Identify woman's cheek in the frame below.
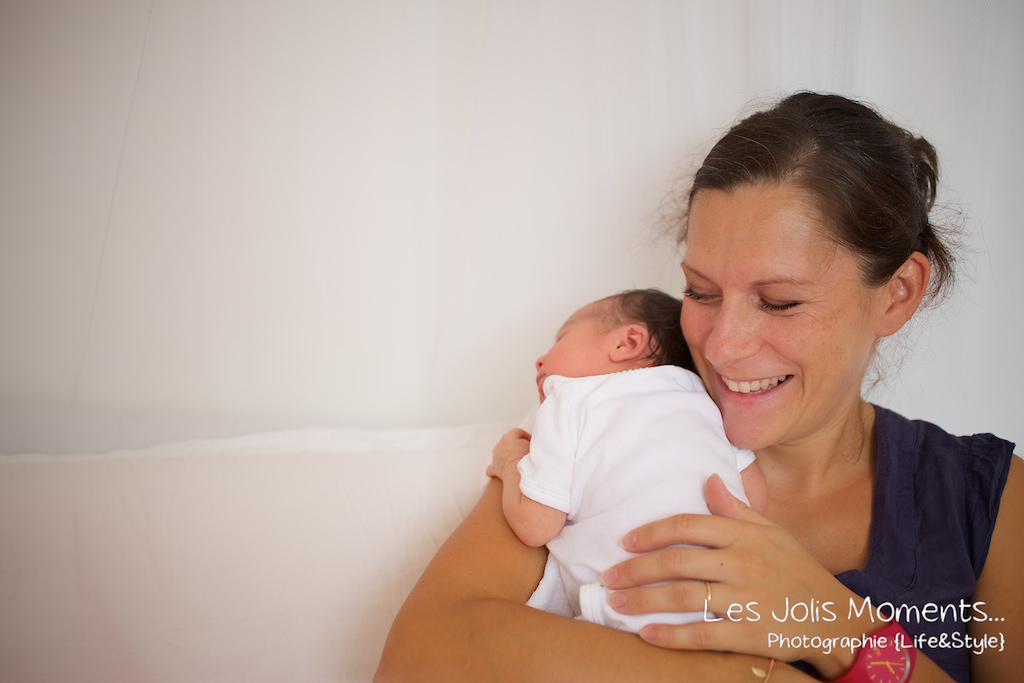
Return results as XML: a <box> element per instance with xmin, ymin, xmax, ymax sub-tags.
<box><xmin>681</xmin><ymin>307</ymin><xmax>713</xmax><ymax>374</ymax></box>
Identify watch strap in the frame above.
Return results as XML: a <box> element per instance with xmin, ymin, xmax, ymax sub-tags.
<box><xmin>826</xmin><ymin>620</ymin><xmax>916</xmax><ymax>683</ymax></box>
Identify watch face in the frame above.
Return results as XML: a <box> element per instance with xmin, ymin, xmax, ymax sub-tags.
<box><xmin>865</xmin><ymin>644</ymin><xmax>912</xmax><ymax>683</ymax></box>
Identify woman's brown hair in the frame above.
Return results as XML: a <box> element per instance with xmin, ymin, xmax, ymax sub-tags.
<box><xmin>680</xmin><ymin>92</ymin><xmax>957</xmax><ymax>301</ymax></box>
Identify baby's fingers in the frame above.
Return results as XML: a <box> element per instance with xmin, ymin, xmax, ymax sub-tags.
<box><xmin>502</xmin><ymin>427</ymin><xmax>531</xmax><ymax>442</ymax></box>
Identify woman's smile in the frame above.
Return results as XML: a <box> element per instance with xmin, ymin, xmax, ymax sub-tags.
<box><xmin>720</xmin><ymin>374</ymin><xmax>791</xmax><ymax>395</ymax></box>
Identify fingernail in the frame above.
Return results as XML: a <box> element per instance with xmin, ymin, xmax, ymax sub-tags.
<box><xmin>608</xmin><ymin>591</ymin><xmax>626</xmax><ymax>609</ymax></box>
<box><xmin>602</xmin><ymin>567</ymin><xmax>618</xmax><ymax>585</ymax></box>
<box><xmin>620</xmin><ymin>532</ymin><xmax>637</xmax><ymax>550</ymax></box>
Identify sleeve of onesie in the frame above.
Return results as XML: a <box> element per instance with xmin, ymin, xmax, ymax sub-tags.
<box><xmin>735</xmin><ymin>447</ymin><xmax>757</xmax><ymax>471</ymax></box>
<box><xmin>516</xmin><ymin>376</ymin><xmax>580</xmax><ymax>514</ymax></box>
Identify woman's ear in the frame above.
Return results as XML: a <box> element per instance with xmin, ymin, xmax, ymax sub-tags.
<box><xmin>876</xmin><ymin>252</ymin><xmax>931</xmax><ymax>337</ymax></box>
<box><xmin>609</xmin><ymin>324</ymin><xmax>651</xmax><ymax>363</ymax></box>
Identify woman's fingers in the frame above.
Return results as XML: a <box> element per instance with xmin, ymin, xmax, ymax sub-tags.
<box><xmin>604</xmin><ymin>543</ymin><xmax>720</xmax><ymax>590</ymax></box>
<box><xmin>618</xmin><ymin>512</ymin><xmax>736</xmax><ymax>557</ymax></box>
<box><xmin>600</xmin><ymin>482</ymin><xmax>786</xmax><ymax>623</ymax></box>
<box><xmin>704</xmin><ymin>473</ymin><xmax>766</xmax><ymax>523</ymax></box>
<box><xmin>606</xmin><ymin>575</ymin><xmax>723</xmax><ymax>616</ymax></box>
<box><xmin>637</xmin><ymin>619</ymin><xmax>734</xmax><ymax>651</ymax></box>
<box><xmin>615</xmin><ymin>475</ymin><xmax>770</xmax><ymax>556</ymax></box>
<box><xmin>605</xmin><ymin>474</ymin><xmax>778</xmax><ymax>589</ymax></box>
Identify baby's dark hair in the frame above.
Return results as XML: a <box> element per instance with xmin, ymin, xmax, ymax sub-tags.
<box><xmin>603</xmin><ymin>288</ymin><xmax>695</xmax><ymax>371</ymax></box>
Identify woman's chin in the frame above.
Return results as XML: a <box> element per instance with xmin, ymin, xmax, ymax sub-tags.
<box><xmin>721</xmin><ymin>423</ymin><xmax>773</xmax><ymax>452</ymax></box>
<box><xmin>714</xmin><ymin>376</ymin><xmax>794</xmax><ymax>450</ymax></box>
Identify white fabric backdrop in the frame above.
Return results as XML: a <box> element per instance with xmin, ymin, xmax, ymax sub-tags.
<box><xmin>1</xmin><ymin>0</ymin><xmax>1022</xmax><ymax>449</ymax></box>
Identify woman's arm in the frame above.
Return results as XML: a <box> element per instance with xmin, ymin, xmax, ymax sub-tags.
<box><xmin>374</xmin><ymin>479</ymin><xmax>812</xmax><ymax>683</ymax></box>
<box><xmin>969</xmin><ymin>455</ymin><xmax>1024</xmax><ymax>682</ymax></box>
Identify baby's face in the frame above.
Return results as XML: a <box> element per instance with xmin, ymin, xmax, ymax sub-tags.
<box><xmin>535</xmin><ymin>301</ymin><xmax>621</xmax><ymax>401</ymax></box>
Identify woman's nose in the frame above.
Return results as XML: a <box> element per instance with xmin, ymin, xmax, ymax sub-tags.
<box><xmin>702</xmin><ymin>301</ymin><xmax>761</xmax><ymax>367</ymax></box>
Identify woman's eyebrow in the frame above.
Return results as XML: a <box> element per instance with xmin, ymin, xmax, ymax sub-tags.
<box><xmin>682</xmin><ymin>261</ymin><xmax>813</xmax><ymax>288</ymax></box>
<box><xmin>752</xmin><ymin>276</ymin><xmax>814</xmax><ymax>287</ymax></box>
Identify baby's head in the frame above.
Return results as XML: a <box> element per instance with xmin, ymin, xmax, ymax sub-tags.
<box><xmin>535</xmin><ymin>289</ymin><xmax>694</xmax><ymax>401</ymax></box>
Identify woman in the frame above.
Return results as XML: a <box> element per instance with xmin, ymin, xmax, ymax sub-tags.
<box><xmin>375</xmin><ymin>93</ymin><xmax>1022</xmax><ymax>682</ymax></box>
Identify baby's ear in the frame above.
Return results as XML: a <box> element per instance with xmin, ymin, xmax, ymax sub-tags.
<box><xmin>609</xmin><ymin>324</ymin><xmax>651</xmax><ymax>363</ymax></box>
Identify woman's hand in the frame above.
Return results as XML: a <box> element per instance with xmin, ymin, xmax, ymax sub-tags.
<box><xmin>486</xmin><ymin>428</ymin><xmax>532</xmax><ymax>480</ymax></box>
<box><xmin>600</xmin><ymin>475</ymin><xmax>883</xmax><ymax>679</ymax></box>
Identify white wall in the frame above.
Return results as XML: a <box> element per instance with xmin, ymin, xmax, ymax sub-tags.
<box><xmin>1</xmin><ymin>0</ymin><xmax>1021</xmax><ymax>449</ymax></box>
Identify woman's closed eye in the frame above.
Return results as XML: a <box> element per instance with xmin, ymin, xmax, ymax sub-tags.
<box><xmin>759</xmin><ymin>298</ymin><xmax>801</xmax><ymax>313</ymax></box>
<box><xmin>683</xmin><ymin>287</ymin><xmax>717</xmax><ymax>303</ymax></box>
<box><xmin>685</xmin><ymin>287</ymin><xmax>801</xmax><ymax>314</ymax></box>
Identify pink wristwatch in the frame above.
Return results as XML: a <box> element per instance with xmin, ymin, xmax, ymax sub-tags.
<box><xmin>827</xmin><ymin>620</ymin><xmax>916</xmax><ymax>683</ymax></box>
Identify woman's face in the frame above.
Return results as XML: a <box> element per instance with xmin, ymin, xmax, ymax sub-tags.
<box><xmin>681</xmin><ymin>183</ymin><xmax>891</xmax><ymax>452</ymax></box>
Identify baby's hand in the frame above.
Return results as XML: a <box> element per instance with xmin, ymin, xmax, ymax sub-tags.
<box><xmin>485</xmin><ymin>428</ymin><xmax>532</xmax><ymax>480</ymax></box>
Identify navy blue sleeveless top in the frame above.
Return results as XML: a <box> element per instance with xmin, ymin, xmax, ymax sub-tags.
<box><xmin>800</xmin><ymin>406</ymin><xmax>1014</xmax><ymax>682</ymax></box>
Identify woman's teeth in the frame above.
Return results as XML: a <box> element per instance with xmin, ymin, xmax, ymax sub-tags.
<box><xmin>724</xmin><ymin>376</ymin><xmax>788</xmax><ymax>394</ymax></box>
